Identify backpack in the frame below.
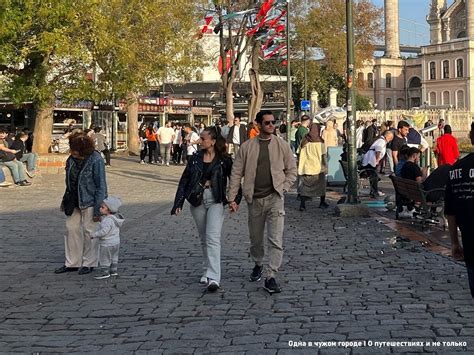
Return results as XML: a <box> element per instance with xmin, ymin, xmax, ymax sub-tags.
<box><xmin>358</xmin><ymin>135</ymin><xmax>380</xmax><ymax>154</ymax></box>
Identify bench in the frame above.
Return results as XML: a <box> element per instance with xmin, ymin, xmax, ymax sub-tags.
<box><xmin>389</xmin><ymin>175</ymin><xmax>445</xmax><ymax>231</ymax></box>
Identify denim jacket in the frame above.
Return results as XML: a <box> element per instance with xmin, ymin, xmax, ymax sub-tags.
<box><xmin>65</xmin><ymin>151</ymin><xmax>107</xmax><ymax>216</ymax></box>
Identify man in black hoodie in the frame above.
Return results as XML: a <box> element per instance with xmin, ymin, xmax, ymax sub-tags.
<box><xmin>11</xmin><ymin>132</ymin><xmax>38</xmax><ymax>178</ymax></box>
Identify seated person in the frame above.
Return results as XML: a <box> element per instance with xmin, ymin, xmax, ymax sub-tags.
<box><xmin>0</xmin><ymin>128</ymin><xmax>31</xmax><ymax>186</ymax></box>
<box><xmin>397</xmin><ymin>147</ymin><xmax>427</xmax><ymax>217</ymax></box>
<box><xmin>395</xmin><ymin>145</ymin><xmax>410</xmax><ymax>177</ymax></box>
<box><xmin>422</xmin><ymin>164</ymin><xmax>451</xmax><ymax>202</ymax></box>
<box><xmin>400</xmin><ymin>147</ymin><xmax>428</xmax><ymax>183</ymax></box>
<box><xmin>11</xmin><ymin>132</ymin><xmax>38</xmax><ymax>178</ymax></box>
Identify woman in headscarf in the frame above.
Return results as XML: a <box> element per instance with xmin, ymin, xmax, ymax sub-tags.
<box><xmin>298</xmin><ymin>123</ymin><xmax>329</xmax><ymax>211</ymax></box>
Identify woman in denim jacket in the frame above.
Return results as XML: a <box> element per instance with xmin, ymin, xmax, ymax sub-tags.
<box><xmin>171</xmin><ymin>126</ymin><xmax>240</xmax><ymax>292</ymax></box>
<box><xmin>55</xmin><ymin>133</ymin><xmax>108</xmax><ymax>275</ymax></box>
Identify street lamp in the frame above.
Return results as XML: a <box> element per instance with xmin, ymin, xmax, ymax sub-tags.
<box><xmin>346</xmin><ymin>0</ymin><xmax>358</xmax><ymax>203</ymax></box>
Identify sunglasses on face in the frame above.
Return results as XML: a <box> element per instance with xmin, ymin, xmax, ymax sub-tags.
<box><xmin>263</xmin><ymin>120</ymin><xmax>276</xmax><ymax>126</ymax></box>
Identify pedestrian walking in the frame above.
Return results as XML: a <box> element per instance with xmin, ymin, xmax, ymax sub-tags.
<box><xmin>171</xmin><ymin>127</ymin><xmax>239</xmax><ymax>292</ymax></box>
<box><xmin>226</xmin><ymin>116</ymin><xmax>247</xmax><ymax>157</ymax></box>
<box><xmin>139</xmin><ymin>122</ymin><xmax>148</xmax><ymax>164</ymax></box>
<box><xmin>55</xmin><ymin>133</ymin><xmax>107</xmax><ymax>275</ymax></box>
<box><xmin>183</xmin><ymin>123</ymin><xmax>200</xmax><ymax>162</ymax></box>
<box><xmin>434</xmin><ymin>124</ymin><xmax>460</xmax><ymax>166</ymax></box>
<box><xmin>446</xmin><ymin>122</ymin><xmax>474</xmax><ymax>297</ymax></box>
<box><xmin>227</xmin><ymin>110</ymin><xmax>297</xmax><ymax>294</ymax></box>
<box><xmin>157</xmin><ymin>121</ymin><xmax>175</xmax><ymax>166</ymax></box>
<box><xmin>298</xmin><ymin>123</ymin><xmax>329</xmax><ymax>211</ymax></box>
<box><xmin>92</xmin><ymin>196</ymin><xmax>124</xmax><ymax>280</ymax></box>
<box><xmin>145</xmin><ymin>123</ymin><xmax>158</xmax><ymax>164</ymax></box>
<box><xmin>172</xmin><ymin>122</ymin><xmax>183</xmax><ymax>165</ymax></box>
<box><xmin>92</xmin><ymin>126</ymin><xmax>111</xmax><ymax>166</ymax></box>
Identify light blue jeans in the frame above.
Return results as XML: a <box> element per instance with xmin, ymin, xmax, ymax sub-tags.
<box><xmin>20</xmin><ymin>152</ymin><xmax>38</xmax><ymax>172</ymax></box>
<box><xmin>0</xmin><ymin>167</ymin><xmax>5</xmax><ymax>182</ymax></box>
<box><xmin>3</xmin><ymin>160</ymin><xmax>26</xmax><ymax>183</ymax></box>
<box><xmin>190</xmin><ymin>188</ymin><xmax>225</xmax><ymax>283</ymax></box>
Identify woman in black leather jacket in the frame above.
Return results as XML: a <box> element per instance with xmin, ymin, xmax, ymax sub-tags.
<box><xmin>171</xmin><ymin>126</ymin><xmax>240</xmax><ymax>292</ymax></box>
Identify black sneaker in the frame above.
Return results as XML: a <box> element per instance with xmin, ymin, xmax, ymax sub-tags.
<box><xmin>54</xmin><ymin>265</ymin><xmax>79</xmax><ymax>274</ymax></box>
<box><xmin>16</xmin><ymin>180</ymin><xmax>32</xmax><ymax>186</ymax></box>
<box><xmin>78</xmin><ymin>267</ymin><xmax>94</xmax><ymax>275</ymax></box>
<box><xmin>264</xmin><ymin>277</ymin><xmax>281</xmax><ymax>294</ymax></box>
<box><xmin>249</xmin><ymin>264</ymin><xmax>263</xmax><ymax>282</ymax></box>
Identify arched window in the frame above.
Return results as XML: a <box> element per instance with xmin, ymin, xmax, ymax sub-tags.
<box><xmin>456</xmin><ymin>58</ymin><xmax>464</xmax><ymax>78</ymax></box>
<box><xmin>385</xmin><ymin>98</ymin><xmax>392</xmax><ymax>109</ymax></box>
<box><xmin>367</xmin><ymin>73</ymin><xmax>374</xmax><ymax>88</ymax></box>
<box><xmin>386</xmin><ymin>73</ymin><xmax>392</xmax><ymax>88</ymax></box>
<box><xmin>429</xmin><ymin>62</ymin><xmax>436</xmax><ymax>80</ymax></box>
<box><xmin>442</xmin><ymin>91</ymin><xmax>450</xmax><ymax>105</ymax></box>
<box><xmin>456</xmin><ymin>90</ymin><xmax>465</xmax><ymax>109</ymax></box>
<box><xmin>442</xmin><ymin>60</ymin><xmax>449</xmax><ymax>79</ymax></box>
<box><xmin>396</xmin><ymin>98</ymin><xmax>405</xmax><ymax>109</ymax></box>
<box><xmin>429</xmin><ymin>92</ymin><xmax>436</xmax><ymax>106</ymax></box>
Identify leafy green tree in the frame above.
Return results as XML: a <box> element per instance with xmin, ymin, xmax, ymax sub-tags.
<box><xmin>82</xmin><ymin>0</ymin><xmax>205</xmax><ymax>154</ymax></box>
<box><xmin>292</xmin><ymin>0</ymin><xmax>383</xmax><ymax>107</ymax></box>
<box><xmin>0</xmin><ymin>0</ymin><xmax>95</xmax><ymax>153</ymax></box>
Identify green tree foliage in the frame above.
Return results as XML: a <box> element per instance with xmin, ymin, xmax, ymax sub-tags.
<box><xmin>82</xmin><ymin>0</ymin><xmax>205</xmax><ymax>153</ymax></box>
<box><xmin>292</xmin><ymin>0</ymin><xmax>383</xmax><ymax>107</ymax></box>
<box><xmin>0</xmin><ymin>0</ymin><xmax>95</xmax><ymax>152</ymax></box>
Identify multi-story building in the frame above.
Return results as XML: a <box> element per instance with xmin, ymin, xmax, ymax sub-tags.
<box><xmin>358</xmin><ymin>0</ymin><xmax>474</xmax><ymax>112</ymax></box>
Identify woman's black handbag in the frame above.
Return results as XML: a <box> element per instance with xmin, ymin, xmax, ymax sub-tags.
<box><xmin>61</xmin><ymin>190</ymin><xmax>76</xmax><ymax>216</ymax></box>
<box><xmin>187</xmin><ymin>183</ymin><xmax>205</xmax><ymax>207</ymax></box>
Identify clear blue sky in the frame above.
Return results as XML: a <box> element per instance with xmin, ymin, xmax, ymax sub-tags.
<box><xmin>370</xmin><ymin>0</ymin><xmax>455</xmax><ymax>46</ymax></box>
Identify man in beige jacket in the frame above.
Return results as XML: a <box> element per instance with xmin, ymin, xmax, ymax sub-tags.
<box><xmin>228</xmin><ymin>110</ymin><xmax>297</xmax><ymax>294</ymax></box>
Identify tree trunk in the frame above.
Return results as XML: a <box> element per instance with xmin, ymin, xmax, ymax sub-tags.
<box><xmin>126</xmin><ymin>94</ymin><xmax>140</xmax><ymax>156</ymax></box>
<box><xmin>225</xmin><ymin>79</ymin><xmax>235</xmax><ymax>124</ymax></box>
<box><xmin>248</xmin><ymin>40</ymin><xmax>263</xmax><ymax>122</ymax></box>
<box><xmin>32</xmin><ymin>105</ymin><xmax>54</xmax><ymax>154</ymax></box>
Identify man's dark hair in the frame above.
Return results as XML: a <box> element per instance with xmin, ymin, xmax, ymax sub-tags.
<box><xmin>471</xmin><ymin>122</ymin><xmax>474</xmax><ymax>131</ymax></box>
<box><xmin>407</xmin><ymin>147</ymin><xmax>421</xmax><ymax>158</ymax></box>
<box><xmin>397</xmin><ymin>120</ymin><xmax>410</xmax><ymax>129</ymax></box>
<box><xmin>93</xmin><ymin>126</ymin><xmax>102</xmax><ymax>133</ymax></box>
<box><xmin>0</xmin><ymin>127</ymin><xmax>8</xmax><ymax>134</ymax></box>
<box><xmin>255</xmin><ymin>110</ymin><xmax>273</xmax><ymax>124</ymax></box>
<box><xmin>300</xmin><ymin>115</ymin><xmax>311</xmax><ymax>122</ymax></box>
<box><xmin>444</xmin><ymin>124</ymin><xmax>452</xmax><ymax>134</ymax></box>
<box><xmin>372</xmin><ymin>119</ymin><xmax>377</xmax><ymax>124</ymax></box>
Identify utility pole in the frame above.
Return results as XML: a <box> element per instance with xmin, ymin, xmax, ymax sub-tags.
<box><xmin>346</xmin><ymin>0</ymin><xmax>358</xmax><ymax>203</ymax></box>
<box><xmin>303</xmin><ymin>42</ymin><xmax>307</xmax><ymax>101</ymax></box>
<box><xmin>286</xmin><ymin>0</ymin><xmax>291</xmax><ymax>138</ymax></box>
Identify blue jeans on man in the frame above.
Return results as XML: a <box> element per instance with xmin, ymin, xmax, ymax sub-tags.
<box><xmin>20</xmin><ymin>152</ymin><xmax>38</xmax><ymax>174</ymax></box>
<box><xmin>3</xmin><ymin>160</ymin><xmax>27</xmax><ymax>183</ymax></box>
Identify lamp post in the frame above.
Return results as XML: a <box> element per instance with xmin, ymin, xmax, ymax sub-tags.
<box><xmin>346</xmin><ymin>0</ymin><xmax>358</xmax><ymax>203</ymax></box>
<box><xmin>286</xmin><ymin>0</ymin><xmax>291</xmax><ymax>138</ymax></box>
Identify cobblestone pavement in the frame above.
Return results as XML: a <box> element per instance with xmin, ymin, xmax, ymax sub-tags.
<box><xmin>1</xmin><ymin>155</ymin><xmax>473</xmax><ymax>354</ymax></box>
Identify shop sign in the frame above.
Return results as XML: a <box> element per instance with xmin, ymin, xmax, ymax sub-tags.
<box><xmin>170</xmin><ymin>98</ymin><xmax>191</xmax><ymax>106</ymax></box>
<box><xmin>191</xmin><ymin>107</ymin><xmax>212</xmax><ymax>115</ymax></box>
<box><xmin>168</xmin><ymin>106</ymin><xmax>191</xmax><ymax>114</ymax></box>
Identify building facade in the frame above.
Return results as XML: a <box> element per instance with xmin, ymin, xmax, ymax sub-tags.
<box><xmin>358</xmin><ymin>0</ymin><xmax>474</xmax><ymax>112</ymax></box>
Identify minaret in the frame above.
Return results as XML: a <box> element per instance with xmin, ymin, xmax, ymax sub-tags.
<box><xmin>384</xmin><ymin>0</ymin><xmax>400</xmax><ymax>58</ymax></box>
<box><xmin>467</xmin><ymin>0</ymin><xmax>474</xmax><ymax>39</ymax></box>
<box><xmin>427</xmin><ymin>0</ymin><xmax>447</xmax><ymax>44</ymax></box>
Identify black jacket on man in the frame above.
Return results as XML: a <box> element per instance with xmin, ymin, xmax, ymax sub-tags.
<box><xmin>171</xmin><ymin>150</ymin><xmax>241</xmax><ymax>214</ymax></box>
<box><xmin>226</xmin><ymin>124</ymin><xmax>247</xmax><ymax>145</ymax></box>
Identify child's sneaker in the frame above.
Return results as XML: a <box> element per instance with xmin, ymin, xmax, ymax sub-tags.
<box><xmin>94</xmin><ymin>270</ymin><xmax>111</xmax><ymax>280</ymax></box>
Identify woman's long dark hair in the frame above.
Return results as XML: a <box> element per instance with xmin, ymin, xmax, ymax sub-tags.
<box><xmin>203</xmin><ymin>126</ymin><xmax>228</xmax><ymax>159</ymax></box>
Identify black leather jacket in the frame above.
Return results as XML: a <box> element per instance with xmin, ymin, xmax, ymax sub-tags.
<box><xmin>171</xmin><ymin>151</ymin><xmax>241</xmax><ymax>214</ymax></box>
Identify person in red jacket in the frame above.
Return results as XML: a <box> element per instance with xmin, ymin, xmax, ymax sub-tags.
<box><xmin>434</xmin><ymin>124</ymin><xmax>459</xmax><ymax>166</ymax></box>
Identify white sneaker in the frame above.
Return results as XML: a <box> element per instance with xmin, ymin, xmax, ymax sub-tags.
<box><xmin>140</xmin><ymin>160</ymin><xmax>145</xmax><ymax>165</ymax></box>
<box><xmin>166</xmin><ymin>162</ymin><xmax>169</xmax><ymax>166</ymax></box>
<box><xmin>199</xmin><ymin>276</ymin><xmax>207</xmax><ymax>284</ymax></box>
<box><xmin>0</xmin><ymin>181</ymin><xmax>12</xmax><ymax>187</ymax></box>
<box><xmin>377</xmin><ymin>191</ymin><xmax>385</xmax><ymax>197</ymax></box>
<box><xmin>398</xmin><ymin>208</ymin><xmax>414</xmax><ymax>219</ymax></box>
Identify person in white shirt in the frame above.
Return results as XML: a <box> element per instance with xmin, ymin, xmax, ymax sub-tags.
<box><xmin>362</xmin><ymin>130</ymin><xmax>394</xmax><ymax>198</ymax></box>
<box><xmin>183</xmin><ymin>123</ymin><xmax>200</xmax><ymax>161</ymax></box>
<box><xmin>157</xmin><ymin>121</ymin><xmax>176</xmax><ymax>166</ymax></box>
<box><xmin>172</xmin><ymin>122</ymin><xmax>183</xmax><ymax>165</ymax></box>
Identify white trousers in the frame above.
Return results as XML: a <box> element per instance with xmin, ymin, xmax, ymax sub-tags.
<box><xmin>64</xmin><ymin>207</ymin><xmax>99</xmax><ymax>268</ymax></box>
